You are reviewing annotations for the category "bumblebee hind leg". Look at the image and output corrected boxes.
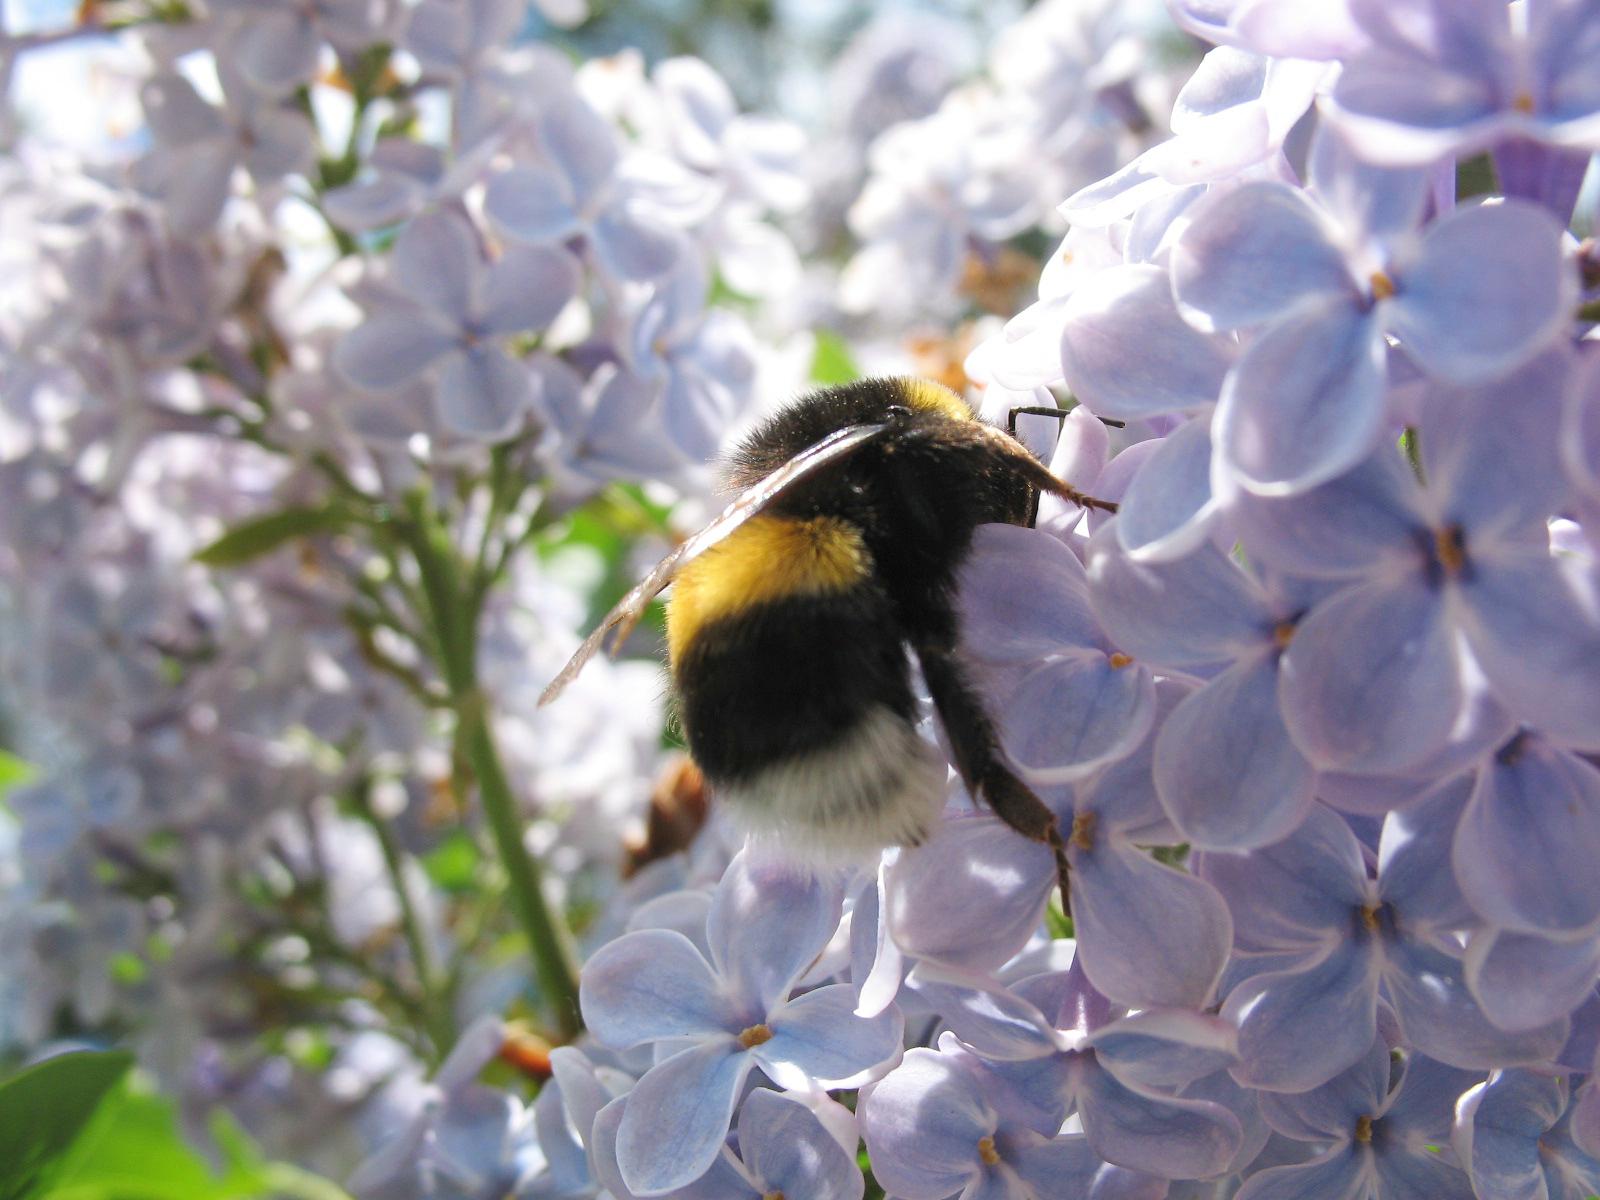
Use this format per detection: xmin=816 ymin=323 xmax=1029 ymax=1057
xmin=914 ymin=640 xmax=1073 ymax=915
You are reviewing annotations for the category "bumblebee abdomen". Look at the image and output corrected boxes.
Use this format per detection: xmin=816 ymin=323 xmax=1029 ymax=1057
xmin=667 ymin=515 xmax=945 ymax=855
xmin=672 ymin=587 xmax=910 ymax=760
xmin=665 ymin=514 xmax=871 ymax=666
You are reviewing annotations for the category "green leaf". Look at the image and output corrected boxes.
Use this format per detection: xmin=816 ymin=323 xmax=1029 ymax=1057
xmin=423 ymin=829 xmax=480 ymax=893
xmin=1456 ymin=151 xmax=1498 ymax=201
xmin=809 ymin=330 xmax=861 ymax=385
xmin=36 ymin=1064 xmax=352 ymax=1200
xmin=0 ymin=1050 xmax=133 ymax=1200
xmin=44 ymin=1077 xmax=218 ymax=1200
xmin=193 ymin=505 xmax=348 ymax=568
xmin=1045 ymin=901 xmax=1074 ymax=940
xmin=0 ymin=750 xmax=34 ymax=806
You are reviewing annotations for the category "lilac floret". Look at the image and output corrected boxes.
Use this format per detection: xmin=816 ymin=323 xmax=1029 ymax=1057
xmin=1240 ymin=1036 xmax=1480 ymax=1200
xmin=1173 ymin=126 xmax=1573 ymax=495
xmin=1454 ymin=1068 xmax=1600 ymax=1200
xmin=1199 ymin=799 xmax=1569 ymax=1093
xmin=860 ymin=1034 xmax=1170 ymax=1200
xmin=580 ymin=852 xmax=902 ymax=1194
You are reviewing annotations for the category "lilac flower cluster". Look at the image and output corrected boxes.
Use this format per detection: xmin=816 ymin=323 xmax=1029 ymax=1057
xmin=836 ymin=0 xmax=1181 ymax=324
xmin=403 ymin=2 xmax=1599 ymax=1197
xmin=0 ymin=0 xmax=800 ymax=1179
xmin=4 ymin=0 xmax=1599 ymax=1197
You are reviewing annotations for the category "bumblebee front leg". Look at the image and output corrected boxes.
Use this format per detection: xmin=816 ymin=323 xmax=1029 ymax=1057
xmin=914 ymin=640 xmax=1072 ymax=916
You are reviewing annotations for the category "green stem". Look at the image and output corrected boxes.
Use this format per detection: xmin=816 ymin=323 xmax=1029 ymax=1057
xmin=352 ymin=779 xmax=454 ymax=1057
xmin=400 ymin=489 xmax=583 ymax=1039
xmin=458 ymin=689 xmax=583 ymax=1039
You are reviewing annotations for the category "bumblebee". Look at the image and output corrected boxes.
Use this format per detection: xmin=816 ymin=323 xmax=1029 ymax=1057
xmin=541 ymin=377 xmax=1114 ymax=889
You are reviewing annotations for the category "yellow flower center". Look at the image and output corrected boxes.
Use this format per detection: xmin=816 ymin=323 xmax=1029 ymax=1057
xmin=978 ymin=1135 xmax=1002 ymax=1166
xmin=1071 ymin=811 xmax=1097 ymax=852
xmin=739 ymin=1024 xmax=773 ymax=1049
xmin=1434 ymin=525 xmax=1467 ymax=577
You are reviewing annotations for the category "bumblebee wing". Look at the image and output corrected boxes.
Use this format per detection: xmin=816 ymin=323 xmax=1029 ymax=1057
xmin=538 ymin=421 xmax=889 ymax=705
xmin=972 ymin=422 xmax=1119 ymax=513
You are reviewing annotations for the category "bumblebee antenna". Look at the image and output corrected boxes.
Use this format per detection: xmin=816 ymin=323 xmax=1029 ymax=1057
xmin=1006 ymin=404 xmax=1126 ymax=440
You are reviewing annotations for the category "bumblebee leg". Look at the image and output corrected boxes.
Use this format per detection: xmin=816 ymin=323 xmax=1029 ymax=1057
xmin=915 ymin=641 xmax=1073 ymax=915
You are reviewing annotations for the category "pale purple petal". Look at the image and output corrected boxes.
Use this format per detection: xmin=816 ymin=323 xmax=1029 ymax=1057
xmin=905 ymin=967 xmax=1057 ymax=1062
xmin=1154 ymin=652 xmax=1316 ymax=851
xmin=739 ymin=1089 xmax=864 ymax=1200
xmin=1172 ymin=182 xmax=1355 ymax=333
xmin=1419 ymin=349 xmax=1572 ymax=538
xmin=662 ymin=370 xmax=736 ymax=461
xmin=1088 ymin=524 xmax=1271 ymax=667
xmin=590 ymin=1098 xmax=751 ymax=1200
xmin=1375 ymin=779 xmax=1475 ymax=929
xmin=884 ymin=814 xmax=1055 ymax=975
xmin=859 ymin=1049 xmax=991 ymax=1200
xmin=541 ymin=97 xmax=620 ymax=206
xmin=1229 ymin=447 xmax=1423 ymax=578
xmin=1331 ymin=0 xmax=1512 ymax=163
xmin=231 ymin=10 xmax=320 ymax=92
xmin=1114 ymin=419 xmax=1222 ymax=562
xmin=1453 ymin=1070 xmax=1566 ymax=1200
xmin=1223 ymin=941 xmax=1382 ymax=1092
xmin=1197 ymin=804 xmax=1369 ymax=950
xmin=324 ymin=174 xmax=423 ymax=231
xmin=706 ymin=852 xmax=842 ymax=1013
xmin=1466 ymin=927 xmax=1600 ymax=1032
xmin=1369 ymin=1145 xmax=1476 ymax=1200
xmin=1384 ymin=1054 xmax=1484 ymax=1141
xmin=961 ymin=524 xmax=1103 ymax=666
xmin=141 ymin=74 xmax=225 ymax=143
xmin=1493 ymin=137 xmax=1594 ymax=221
xmin=435 ymin=346 xmax=532 ymax=440
xmin=1306 ymin=123 xmax=1430 ymax=238
xmin=1000 ymin=653 xmax=1157 ymax=784
xmin=478 ymin=245 xmax=579 ymax=336
xmin=394 ymin=211 xmax=478 ymax=325
xmin=1071 ymin=841 xmax=1233 ymax=1010
xmin=1459 ymin=553 xmax=1600 ymax=752
xmin=1256 ymin=1036 xmax=1389 ymax=1142
xmin=333 ymin=309 xmax=457 ymax=390
xmin=1236 ymin=1145 xmax=1369 ymax=1200
xmin=135 ymin=143 xmax=236 ymax=233
xmin=615 ymin=1040 xmax=753 ymax=1196
xmin=1213 ymin=298 xmax=1387 ymax=496
xmin=1384 ymin=936 xmax=1570 ymax=1070
xmin=242 ymin=107 xmax=315 ymax=181
xmin=1279 ymin=577 xmax=1463 ymax=775
xmin=1388 ymin=201 xmax=1574 ymax=384
xmin=1455 ymin=739 xmax=1600 ymax=934
xmin=580 ymin=928 xmax=743 ymax=1047
xmin=1059 ymin=264 xmax=1234 ymax=419
xmin=1091 ymin=1010 xmax=1240 ymax=1090
xmin=484 ymin=165 xmax=582 ymax=243
xmin=1573 ymin=1078 xmax=1600 ymax=1159
xmin=592 ymin=202 xmax=683 ymax=281
xmin=1079 ymin=1059 xmax=1244 ymax=1179
xmin=1011 ymin=1134 xmax=1167 ymax=1200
